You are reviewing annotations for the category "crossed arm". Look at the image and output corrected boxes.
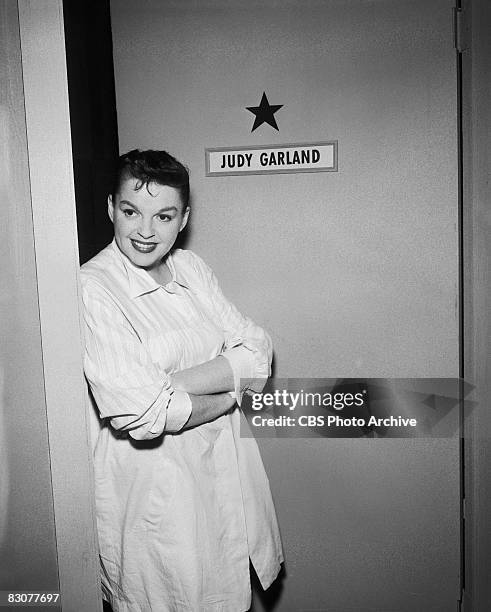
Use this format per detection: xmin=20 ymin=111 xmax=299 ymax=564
xmin=172 ymin=356 xmax=237 ymax=429
xmin=172 ymin=355 xmax=234 ymax=396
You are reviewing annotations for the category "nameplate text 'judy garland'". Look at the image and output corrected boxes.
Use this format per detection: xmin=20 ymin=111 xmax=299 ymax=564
xmin=205 ymin=141 xmax=338 ymax=177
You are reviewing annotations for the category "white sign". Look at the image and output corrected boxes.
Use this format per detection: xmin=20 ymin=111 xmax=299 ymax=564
xmin=205 ymin=141 xmax=338 ymax=176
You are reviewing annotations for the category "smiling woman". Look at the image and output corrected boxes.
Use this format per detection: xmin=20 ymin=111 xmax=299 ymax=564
xmin=80 ymin=149 xmax=283 ymax=612
xmin=107 ymin=150 xmax=190 ymax=284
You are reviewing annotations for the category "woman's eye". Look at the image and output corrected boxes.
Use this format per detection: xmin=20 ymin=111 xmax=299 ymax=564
xmin=158 ymin=214 xmax=171 ymax=222
xmin=123 ymin=209 xmax=136 ymax=217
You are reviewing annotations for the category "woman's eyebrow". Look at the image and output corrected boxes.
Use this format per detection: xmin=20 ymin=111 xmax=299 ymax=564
xmin=119 ymin=200 xmax=139 ymax=210
xmin=118 ymin=201 xmax=177 ymax=214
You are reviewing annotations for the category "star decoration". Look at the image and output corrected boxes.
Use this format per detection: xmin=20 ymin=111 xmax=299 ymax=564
xmin=246 ymin=92 xmax=283 ymax=132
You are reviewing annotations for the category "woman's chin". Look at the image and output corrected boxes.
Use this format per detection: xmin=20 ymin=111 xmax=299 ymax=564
xmin=119 ymin=243 xmax=162 ymax=269
xmin=131 ymin=253 xmax=160 ymax=269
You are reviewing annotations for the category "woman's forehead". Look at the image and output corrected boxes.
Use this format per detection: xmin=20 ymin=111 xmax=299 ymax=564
xmin=118 ymin=178 xmax=183 ymax=209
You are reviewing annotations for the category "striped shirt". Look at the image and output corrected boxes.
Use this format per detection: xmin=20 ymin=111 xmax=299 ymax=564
xmin=81 ymin=239 xmax=283 ymax=612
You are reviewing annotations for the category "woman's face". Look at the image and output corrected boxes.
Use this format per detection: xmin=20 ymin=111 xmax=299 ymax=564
xmin=108 ymin=177 xmax=189 ymax=271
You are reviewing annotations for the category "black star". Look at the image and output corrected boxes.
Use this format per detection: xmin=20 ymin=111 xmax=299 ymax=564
xmin=246 ymin=92 xmax=283 ymax=132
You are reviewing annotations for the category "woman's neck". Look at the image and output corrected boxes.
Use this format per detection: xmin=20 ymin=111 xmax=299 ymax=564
xmin=147 ymin=259 xmax=172 ymax=286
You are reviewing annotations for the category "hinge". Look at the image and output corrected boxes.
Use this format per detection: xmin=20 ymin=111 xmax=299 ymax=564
xmin=453 ymin=6 xmax=469 ymax=53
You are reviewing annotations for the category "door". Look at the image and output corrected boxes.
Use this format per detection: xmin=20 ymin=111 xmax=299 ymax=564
xmin=109 ymin=1 xmax=460 ymax=610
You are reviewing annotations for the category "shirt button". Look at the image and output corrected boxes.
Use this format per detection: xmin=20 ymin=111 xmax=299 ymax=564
xmin=163 ymin=281 xmax=179 ymax=294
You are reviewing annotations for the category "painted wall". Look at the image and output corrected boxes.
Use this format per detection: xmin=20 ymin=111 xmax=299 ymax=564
xmin=0 ymin=0 xmax=59 ymax=595
xmin=110 ymin=1 xmax=460 ymax=610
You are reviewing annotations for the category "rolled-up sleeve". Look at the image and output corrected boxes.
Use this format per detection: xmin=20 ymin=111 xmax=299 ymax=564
xmin=188 ymin=253 xmax=273 ymax=404
xmin=81 ymin=280 xmax=192 ymax=439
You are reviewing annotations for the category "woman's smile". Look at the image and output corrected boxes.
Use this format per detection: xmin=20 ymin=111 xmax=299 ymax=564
xmin=130 ymin=239 xmax=158 ymax=253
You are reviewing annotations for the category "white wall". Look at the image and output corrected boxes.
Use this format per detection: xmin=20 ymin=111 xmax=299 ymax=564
xmin=110 ymin=1 xmax=460 ymax=610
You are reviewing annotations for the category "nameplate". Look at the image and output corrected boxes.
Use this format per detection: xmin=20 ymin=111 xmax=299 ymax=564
xmin=205 ymin=141 xmax=338 ymax=176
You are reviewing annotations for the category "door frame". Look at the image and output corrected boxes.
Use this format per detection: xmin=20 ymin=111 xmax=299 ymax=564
xmin=17 ymin=1 xmax=101 ymax=609
xmin=461 ymin=0 xmax=491 ymax=610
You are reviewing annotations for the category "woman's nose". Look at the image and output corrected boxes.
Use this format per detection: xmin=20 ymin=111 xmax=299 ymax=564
xmin=137 ymin=218 xmax=155 ymax=239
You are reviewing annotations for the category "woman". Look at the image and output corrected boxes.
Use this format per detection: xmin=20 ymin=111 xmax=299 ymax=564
xmin=81 ymin=149 xmax=283 ymax=612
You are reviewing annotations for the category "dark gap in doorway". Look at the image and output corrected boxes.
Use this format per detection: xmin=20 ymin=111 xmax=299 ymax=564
xmin=63 ymin=0 xmax=119 ymax=264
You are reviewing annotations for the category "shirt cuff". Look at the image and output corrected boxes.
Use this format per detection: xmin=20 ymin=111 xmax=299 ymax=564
xmin=221 ymin=346 xmax=256 ymax=406
xmin=165 ymin=390 xmax=192 ymax=432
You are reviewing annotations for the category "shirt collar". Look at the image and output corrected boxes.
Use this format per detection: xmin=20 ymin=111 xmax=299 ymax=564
xmin=110 ymin=239 xmax=190 ymax=298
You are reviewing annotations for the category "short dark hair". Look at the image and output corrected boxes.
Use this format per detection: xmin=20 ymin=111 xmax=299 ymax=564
xmin=112 ymin=149 xmax=190 ymax=208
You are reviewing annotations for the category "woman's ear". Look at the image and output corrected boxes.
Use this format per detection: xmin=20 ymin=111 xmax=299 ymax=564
xmin=107 ymin=194 xmax=115 ymax=223
xmin=179 ymin=206 xmax=190 ymax=232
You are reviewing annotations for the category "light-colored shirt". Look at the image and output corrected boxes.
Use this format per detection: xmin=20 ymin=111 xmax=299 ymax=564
xmin=81 ymin=240 xmax=283 ymax=612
